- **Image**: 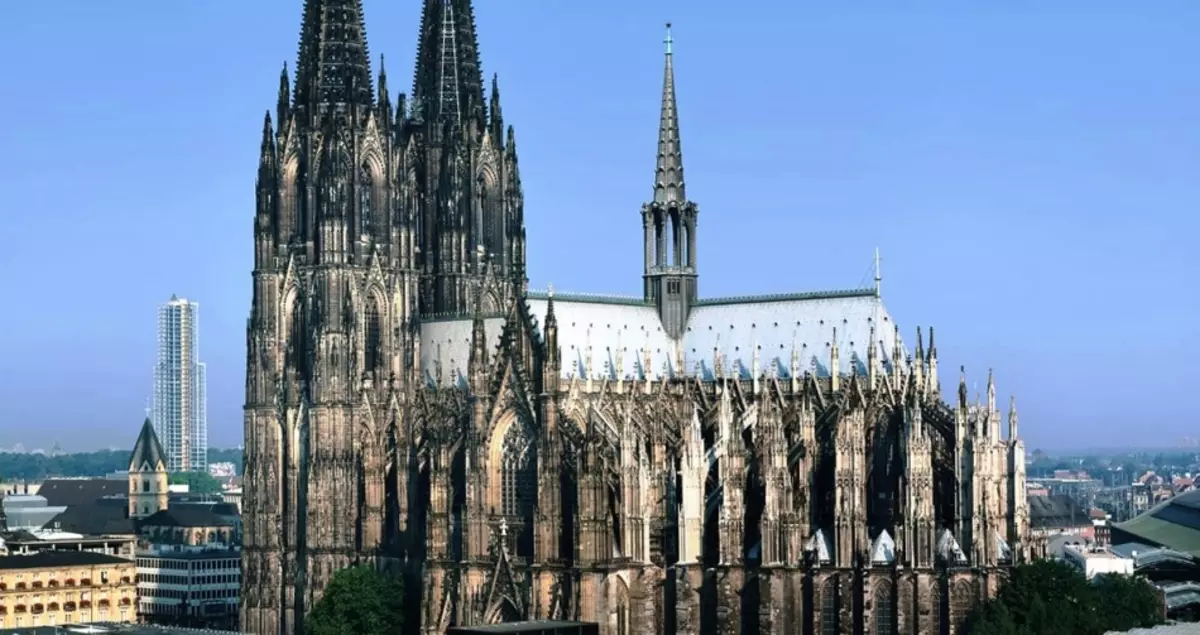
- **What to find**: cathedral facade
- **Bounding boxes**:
[240,1,1033,635]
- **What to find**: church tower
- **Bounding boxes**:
[243,1,523,634]
[243,1,413,633]
[642,24,698,339]
[129,417,169,520]
[405,0,526,315]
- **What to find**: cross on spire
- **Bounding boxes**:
[664,22,674,55]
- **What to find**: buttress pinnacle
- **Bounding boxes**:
[653,22,686,205]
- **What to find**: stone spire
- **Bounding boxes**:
[293,0,374,108]
[653,23,686,205]
[641,22,699,338]
[410,0,486,128]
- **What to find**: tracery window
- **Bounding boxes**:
[359,163,373,235]
[500,422,535,517]
[820,578,839,635]
[875,582,895,635]
[364,300,382,373]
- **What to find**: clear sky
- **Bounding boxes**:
[0,0,1195,453]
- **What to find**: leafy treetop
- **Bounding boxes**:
[306,565,405,635]
[967,559,1162,635]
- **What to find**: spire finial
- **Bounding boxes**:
[144,398,151,419]
[547,283,554,298]
[665,22,674,55]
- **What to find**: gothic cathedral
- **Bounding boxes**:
[241,2,1035,634]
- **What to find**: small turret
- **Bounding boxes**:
[276,63,290,134]
[489,73,505,145]
[927,327,939,397]
[1008,395,1019,441]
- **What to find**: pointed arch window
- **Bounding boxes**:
[820,578,839,635]
[875,581,895,635]
[364,299,382,374]
[500,422,535,517]
[359,163,374,236]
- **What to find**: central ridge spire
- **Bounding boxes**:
[411,0,486,128]
[654,22,686,205]
[293,0,374,108]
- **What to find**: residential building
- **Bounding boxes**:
[0,550,136,628]
[241,1,1033,633]
[153,295,207,472]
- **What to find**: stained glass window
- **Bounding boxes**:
[500,422,535,517]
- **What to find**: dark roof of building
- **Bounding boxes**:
[49,502,136,536]
[168,500,239,517]
[1115,490,1200,557]
[129,417,167,472]
[0,550,130,571]
[1028,494,1088,528]
[37,478,126,507]
[140,506,234,528]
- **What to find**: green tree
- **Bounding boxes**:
[306,565,404,635]
[168,471,223,494]
[1093,572,1163,631]
[966,560,1163,635]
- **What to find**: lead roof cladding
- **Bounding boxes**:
[418,289,907,388]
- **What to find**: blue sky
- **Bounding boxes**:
[0,0,1195,452]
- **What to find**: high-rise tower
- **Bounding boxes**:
[153,295,207,472]
[642,24,698,338]
[241,1,524,633]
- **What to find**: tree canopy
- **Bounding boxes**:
[306,565,405,635]
[967,559,1163,635]
[168,471,223,494]
[0,448,242,482]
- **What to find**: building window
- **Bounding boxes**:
[875,582,895,635]
[821,578,839,635]
[142,480,150,492]
[364,300,382,373]
[500,422,534,517]
[359,164,373,235]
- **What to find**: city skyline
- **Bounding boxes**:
[0,0,1195,451]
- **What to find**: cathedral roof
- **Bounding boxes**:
[129,417,167,473]
[418,287,907,387]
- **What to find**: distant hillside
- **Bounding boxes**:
[0,447,243,482]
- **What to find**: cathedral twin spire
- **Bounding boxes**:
[410,0,486,128]
[293,0,374,109]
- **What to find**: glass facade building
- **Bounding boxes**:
[153,295,207,472]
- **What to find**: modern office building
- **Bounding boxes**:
[152,296,207,473]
